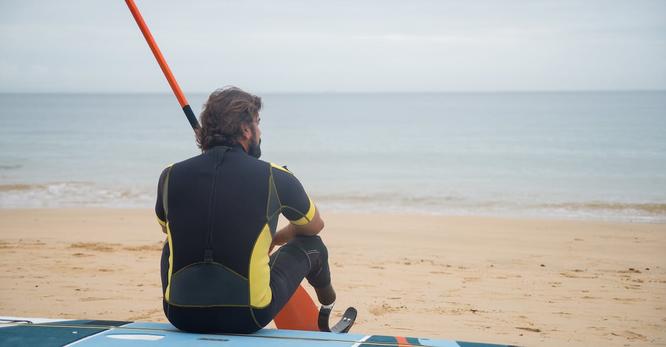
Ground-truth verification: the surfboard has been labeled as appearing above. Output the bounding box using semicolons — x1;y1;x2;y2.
0;316;512;347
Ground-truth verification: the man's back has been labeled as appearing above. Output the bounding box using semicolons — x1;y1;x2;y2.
157;144;314;311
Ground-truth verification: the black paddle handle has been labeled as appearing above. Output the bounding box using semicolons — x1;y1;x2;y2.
182;104;200;130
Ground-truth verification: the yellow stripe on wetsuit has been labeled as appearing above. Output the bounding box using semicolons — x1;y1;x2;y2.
249;223;272;308
270;162;291;174
290;197;316;225
164;221;174;301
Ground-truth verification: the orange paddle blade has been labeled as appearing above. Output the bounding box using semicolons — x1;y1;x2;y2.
273;285;319;331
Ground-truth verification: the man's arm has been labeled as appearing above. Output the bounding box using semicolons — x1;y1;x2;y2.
293;206;324;235
270;163;324;250
271;207;324;251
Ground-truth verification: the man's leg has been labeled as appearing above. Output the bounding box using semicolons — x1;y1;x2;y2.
258;235;335;323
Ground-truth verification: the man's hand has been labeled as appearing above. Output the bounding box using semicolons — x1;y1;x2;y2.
270;208;325;253
270;224;296;253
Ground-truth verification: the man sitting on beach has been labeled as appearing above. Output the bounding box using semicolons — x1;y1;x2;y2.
154;87;336;333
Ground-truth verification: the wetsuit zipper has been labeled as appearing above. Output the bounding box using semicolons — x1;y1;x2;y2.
204;147;229;262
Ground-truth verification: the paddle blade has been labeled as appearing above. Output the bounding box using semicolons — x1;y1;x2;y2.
273;285;319;331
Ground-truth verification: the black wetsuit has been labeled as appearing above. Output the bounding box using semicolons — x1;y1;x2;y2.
155;144;331;333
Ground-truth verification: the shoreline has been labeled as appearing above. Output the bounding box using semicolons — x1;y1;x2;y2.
1;202;665;225
0;208;664;346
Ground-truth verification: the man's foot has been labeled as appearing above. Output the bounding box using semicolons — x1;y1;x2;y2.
314;284;336;306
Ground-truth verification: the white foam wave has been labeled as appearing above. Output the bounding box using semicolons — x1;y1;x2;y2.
314;193;666;223
0;182;154;208
2;182;664;223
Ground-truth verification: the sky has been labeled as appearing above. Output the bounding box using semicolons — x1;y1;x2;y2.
0;0;664;93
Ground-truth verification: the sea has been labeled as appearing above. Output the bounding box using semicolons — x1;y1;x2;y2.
1;91;665;223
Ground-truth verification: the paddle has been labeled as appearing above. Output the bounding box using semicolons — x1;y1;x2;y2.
125;0;199;131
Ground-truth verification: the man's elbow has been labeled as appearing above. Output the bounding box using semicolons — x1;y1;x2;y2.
313;218;324;233
296;216;324;236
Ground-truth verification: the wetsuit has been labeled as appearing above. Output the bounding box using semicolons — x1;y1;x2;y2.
155;144;331;333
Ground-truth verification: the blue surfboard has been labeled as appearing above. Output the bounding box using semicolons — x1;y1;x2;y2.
0;317;512;347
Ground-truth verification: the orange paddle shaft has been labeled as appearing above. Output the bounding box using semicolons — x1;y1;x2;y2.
125;0;199;130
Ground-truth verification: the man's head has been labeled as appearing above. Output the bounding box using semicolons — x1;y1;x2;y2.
196;87;262;157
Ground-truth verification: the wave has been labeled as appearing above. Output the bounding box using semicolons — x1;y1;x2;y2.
313;192;666;222
315;192;465;205
534;202;666;215
0;183;44;191
0;164;22;170
2;183;664;222
0;182;154;208
316;193;666;212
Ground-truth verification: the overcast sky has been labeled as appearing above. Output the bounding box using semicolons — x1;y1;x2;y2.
0;0;664;93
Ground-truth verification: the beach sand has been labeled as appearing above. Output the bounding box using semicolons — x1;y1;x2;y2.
0;208;664;346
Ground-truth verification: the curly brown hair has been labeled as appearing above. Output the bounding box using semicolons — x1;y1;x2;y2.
196;87;262;151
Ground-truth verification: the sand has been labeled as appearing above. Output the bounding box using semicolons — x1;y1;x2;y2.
0;208;664;346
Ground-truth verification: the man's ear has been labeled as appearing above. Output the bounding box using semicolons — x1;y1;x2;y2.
240;123;252;140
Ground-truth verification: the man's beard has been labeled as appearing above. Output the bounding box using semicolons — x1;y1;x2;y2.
248;137;261;159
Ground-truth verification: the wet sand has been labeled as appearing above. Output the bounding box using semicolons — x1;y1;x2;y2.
0;208;664;346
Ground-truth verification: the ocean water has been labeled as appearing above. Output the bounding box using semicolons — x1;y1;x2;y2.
1;91;665;222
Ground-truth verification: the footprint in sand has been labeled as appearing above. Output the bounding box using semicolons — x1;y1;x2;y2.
581;295;600;299
80;297;110;302
560;270;598;279
369;303;405;316
515;327;541;333
613;297;645;303
611;330;647;341
1;240;45;248
69;242;118;252
419;259;437;265
123;244;163;252
127;309;162;321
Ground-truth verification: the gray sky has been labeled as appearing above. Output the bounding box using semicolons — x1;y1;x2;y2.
0;0;664;93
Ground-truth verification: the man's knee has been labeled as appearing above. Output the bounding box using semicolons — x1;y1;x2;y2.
289;235;328;258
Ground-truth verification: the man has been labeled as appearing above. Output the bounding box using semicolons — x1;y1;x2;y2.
155;87;336;333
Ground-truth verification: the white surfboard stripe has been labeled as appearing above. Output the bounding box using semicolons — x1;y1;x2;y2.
351;334;372;347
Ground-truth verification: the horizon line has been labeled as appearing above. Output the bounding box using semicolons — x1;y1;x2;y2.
1;88;665;95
